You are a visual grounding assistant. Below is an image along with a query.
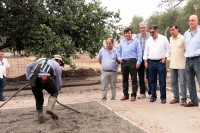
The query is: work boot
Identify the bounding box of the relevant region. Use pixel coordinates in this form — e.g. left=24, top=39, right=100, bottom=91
left=38, top=110, right=45, bottom=124
left=46, top=96, right=58, bottom=120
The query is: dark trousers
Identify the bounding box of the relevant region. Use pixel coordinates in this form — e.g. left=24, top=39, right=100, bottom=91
left=0, top=76, right=6, bottom=99
left=148, top=60, right=166, bottom=100
left=185, top=57, right=200, bottom=104
left=121, top=60, right=138, bottom=97
left=32, top=77, right=58, bottom=111
left=146, top=68, right=151, bottom=95
left=137, top=60, right=146, bottom=94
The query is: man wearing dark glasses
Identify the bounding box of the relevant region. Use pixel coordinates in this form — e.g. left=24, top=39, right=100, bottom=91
left=143, top=25, right=170, bottom=104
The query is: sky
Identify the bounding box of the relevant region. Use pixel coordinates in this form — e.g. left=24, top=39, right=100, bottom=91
left=99, top=0, right=163, bottom=26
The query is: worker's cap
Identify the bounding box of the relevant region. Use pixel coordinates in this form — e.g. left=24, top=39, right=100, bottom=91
left=53, top=55, right=64, bottom=66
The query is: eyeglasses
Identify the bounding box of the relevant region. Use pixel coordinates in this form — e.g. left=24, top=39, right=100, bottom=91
left=189, top=20, right=195, bottom=22
left=150, top=31, right=156, bottom=34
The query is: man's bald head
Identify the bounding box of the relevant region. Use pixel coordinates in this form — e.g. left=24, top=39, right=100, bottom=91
left=189, top=15, right=199, bottom=31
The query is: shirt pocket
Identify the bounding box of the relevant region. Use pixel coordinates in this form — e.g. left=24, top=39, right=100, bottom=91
left=110, top=54, right=117, bottom=63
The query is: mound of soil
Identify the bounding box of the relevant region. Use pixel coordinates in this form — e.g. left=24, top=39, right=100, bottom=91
left=7, top=68, right=100, bottom=82
left=62, top=68, right=100, bottom=79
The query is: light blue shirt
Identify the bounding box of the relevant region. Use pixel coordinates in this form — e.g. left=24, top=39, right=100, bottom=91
left=117, top=37, right=142, bottom=64
left=26, top=58, right=62, bottom=90
left=98, top=48, right=118, bottom=71
left=184, top=26, right=200, bottom=57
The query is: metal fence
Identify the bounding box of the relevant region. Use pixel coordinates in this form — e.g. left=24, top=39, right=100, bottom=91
left=6, top=52, right=101, bottom=79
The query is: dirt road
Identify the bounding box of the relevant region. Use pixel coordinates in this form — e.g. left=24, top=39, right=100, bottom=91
left=1, top=81, right=200, bottom=133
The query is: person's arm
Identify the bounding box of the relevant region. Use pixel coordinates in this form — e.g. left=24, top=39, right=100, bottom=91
left=97, top=49, right=102, bottom=64
left=6, top=68, right=9, bottom=76
left=143, top=40, right=149, bottom=69
left=54, top=63, right=62, bottom=91
left=116, top=44, right=122, bottom=63
left=161, top=37, right=170, bottom=63
left=136, top=39, right=142, bottom=65
left=6, top=59, right=10, bottom=76
left=26, top=62, right=35, bottom=80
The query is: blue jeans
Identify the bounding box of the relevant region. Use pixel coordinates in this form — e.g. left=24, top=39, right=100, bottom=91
left=0, top=76, right=7, bottom=99
left=185, top=57, right=200, bottom=104
left=148, top=60, right=166, bottom=100
left=170, top=69, right=187, bottom=101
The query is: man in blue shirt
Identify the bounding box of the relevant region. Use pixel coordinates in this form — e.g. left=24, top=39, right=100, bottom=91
left=117, top=27, right=142, bottom=101
left=26, top=55, right=63, bottom=123
left=184, top=15, right=200, bottom=107
left=98, top=38, right=119, bottom=100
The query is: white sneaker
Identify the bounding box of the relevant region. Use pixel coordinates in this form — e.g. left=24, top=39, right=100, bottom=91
left=138, top=94, right=146, bottom=99
left=148, top=94, right=152, bottom=99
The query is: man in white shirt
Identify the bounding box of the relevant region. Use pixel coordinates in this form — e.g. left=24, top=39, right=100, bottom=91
left=0, top=50, right=10, bottom=101
left=143, top=25, right=170, bottom=104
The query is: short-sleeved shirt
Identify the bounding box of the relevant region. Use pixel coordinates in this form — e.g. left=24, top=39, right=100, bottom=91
left=0, top=58, right=10, bottom=78
left=169, top=34, right=185, bottom=69
left=98, top=48, right=118, bottom=72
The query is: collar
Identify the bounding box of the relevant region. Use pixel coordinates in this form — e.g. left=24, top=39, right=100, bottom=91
left=103, top=47, right=116, bottom=53
left=189, top=26, right=199, bottom=33
left=122, top=36, right=135, bottom=42
left=172, top=33, right=181, bottom=39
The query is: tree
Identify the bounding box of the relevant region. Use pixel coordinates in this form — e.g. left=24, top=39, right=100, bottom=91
left=147, top=0, right=200, bottom=37
left=0, top=0, right=121, bottom=67
left=158, top=0, right=187, bottom=8
left=129, top=16, right=143, bottom=34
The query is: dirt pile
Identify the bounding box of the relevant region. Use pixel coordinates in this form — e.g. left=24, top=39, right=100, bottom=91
left=7, top=68, right=100, bottom=82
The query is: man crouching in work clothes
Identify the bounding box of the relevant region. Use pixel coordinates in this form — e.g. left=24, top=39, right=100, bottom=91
left=26, top=55, right=63, bottom=124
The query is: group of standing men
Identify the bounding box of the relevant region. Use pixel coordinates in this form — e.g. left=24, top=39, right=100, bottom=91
left=98, top=14, right=200, bottom=107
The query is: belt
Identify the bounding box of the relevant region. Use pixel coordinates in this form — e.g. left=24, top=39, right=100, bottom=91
left=186, top=55, right=200, bottom=60
left=38, top=73, right=51, bottom=77
left=103, top=70, right=117, bottom=72
left=122, top=58, right=136, bottom=62
left=148, top=59, right=161, bottom=62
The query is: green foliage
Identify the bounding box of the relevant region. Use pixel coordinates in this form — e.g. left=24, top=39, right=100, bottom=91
left=146, top=0, right=200, bottom=36
left=0, top=0, right=120, bottom=67
left=129, top=16, right=143, bottom=34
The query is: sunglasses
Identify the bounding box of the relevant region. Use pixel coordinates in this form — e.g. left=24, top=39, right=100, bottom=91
left=150, top=31, right=156, bottom=34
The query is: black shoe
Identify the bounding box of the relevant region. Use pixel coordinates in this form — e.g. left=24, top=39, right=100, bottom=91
left=184, top=102, right=199, bottom=107
left=0, top=97, right=5, bottom=101
left=161, top=99, right=166, bottom=104
left=150, top=98, right=156, bottom=102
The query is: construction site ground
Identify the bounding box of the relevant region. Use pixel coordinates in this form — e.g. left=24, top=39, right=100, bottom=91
left=1, top=73, right=200, bottom=133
